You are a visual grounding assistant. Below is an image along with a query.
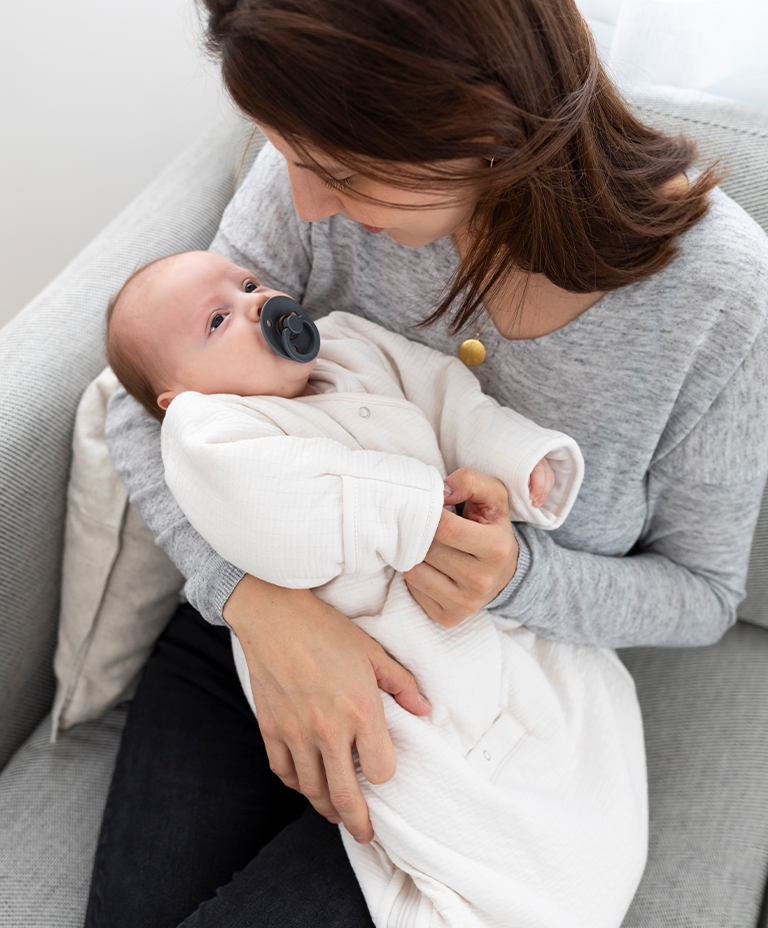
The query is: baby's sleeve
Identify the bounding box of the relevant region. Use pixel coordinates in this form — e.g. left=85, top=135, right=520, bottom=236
left=325, top=314, right=584, bottom=528
left=161, top=393, right=445, bottom=588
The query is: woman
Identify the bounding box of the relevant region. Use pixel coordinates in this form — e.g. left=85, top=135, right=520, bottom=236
left=86, top=0, right=768, bottom=926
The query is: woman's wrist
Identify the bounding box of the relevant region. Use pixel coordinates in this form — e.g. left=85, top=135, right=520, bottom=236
left=486, top=526, right=530, bottom=612
left=222, top=573, right=316, bottom=635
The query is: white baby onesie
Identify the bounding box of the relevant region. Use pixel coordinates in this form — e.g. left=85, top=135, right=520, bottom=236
left=162, top=312, right=647, bottom=928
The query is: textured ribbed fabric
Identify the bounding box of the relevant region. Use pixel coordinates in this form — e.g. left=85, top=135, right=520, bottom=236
left=0, top=117, right=262, bottom=770
left=0, top=708, right=126, bottom=928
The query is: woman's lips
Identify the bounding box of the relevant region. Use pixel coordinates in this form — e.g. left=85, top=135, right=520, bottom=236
left=361, top=223, right=384, bottom=234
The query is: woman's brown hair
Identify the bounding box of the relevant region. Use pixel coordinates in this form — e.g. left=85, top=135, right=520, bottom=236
left=201, top=0, right=721, bottom=332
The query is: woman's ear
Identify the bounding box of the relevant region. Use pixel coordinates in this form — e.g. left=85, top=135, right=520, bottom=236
left=157, top=390, right=177, bottom=411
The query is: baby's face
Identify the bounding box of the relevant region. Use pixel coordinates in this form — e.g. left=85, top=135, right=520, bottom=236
left=128, top=251, right=317, bottom=408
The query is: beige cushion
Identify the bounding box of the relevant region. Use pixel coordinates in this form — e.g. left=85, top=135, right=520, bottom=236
left=51, top=368, right=183, bottom=738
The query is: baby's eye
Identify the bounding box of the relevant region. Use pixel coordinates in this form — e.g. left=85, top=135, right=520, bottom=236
left=244, top=280, right=257, bottom=293
left=210, top=313, right=226, bottom=332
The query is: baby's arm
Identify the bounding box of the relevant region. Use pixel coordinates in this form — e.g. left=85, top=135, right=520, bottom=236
left=161, top=392, right=445, bottom=588
left=322, top=314, right=583, bottom=528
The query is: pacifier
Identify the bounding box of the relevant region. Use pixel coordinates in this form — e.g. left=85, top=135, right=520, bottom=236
left=260, top=295, right=320, bottom=363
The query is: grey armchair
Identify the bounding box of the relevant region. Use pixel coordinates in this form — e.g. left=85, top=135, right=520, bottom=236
left=1, top=93, right=768, bottom=928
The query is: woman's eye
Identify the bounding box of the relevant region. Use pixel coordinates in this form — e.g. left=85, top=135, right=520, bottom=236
left=244, top=281, right=257, bottom=293
left=210, top=313, right=226, bottom=332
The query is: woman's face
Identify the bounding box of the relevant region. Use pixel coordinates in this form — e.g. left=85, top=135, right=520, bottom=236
left=261, top=126, right=483, bottom=248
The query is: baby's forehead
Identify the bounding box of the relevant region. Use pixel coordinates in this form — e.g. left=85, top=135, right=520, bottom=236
left=136, top=253, right=183, bottom=293
left=120, top=251, right=239, bottom=326
left=122, top=253, right=194, bottom=320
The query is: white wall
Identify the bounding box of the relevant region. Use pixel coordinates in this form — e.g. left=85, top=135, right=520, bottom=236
left=0, top=0, right=232, bottom=329
left=576, top=0, right=768, bottom=109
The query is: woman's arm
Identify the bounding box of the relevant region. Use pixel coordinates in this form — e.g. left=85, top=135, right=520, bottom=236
left=105, top=388, right=244, bottom=624
left=416, top=323, right=768, bottom=645
left=105, top=388, right=431, bottom=842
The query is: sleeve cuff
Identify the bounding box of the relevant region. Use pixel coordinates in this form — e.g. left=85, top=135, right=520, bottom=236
left=184, top=554, right=245, bottom=627
left=486, top=525, right=532, bottom=612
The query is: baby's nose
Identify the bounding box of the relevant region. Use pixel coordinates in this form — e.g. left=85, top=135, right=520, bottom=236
left=246, top=293, right=269, bottom=323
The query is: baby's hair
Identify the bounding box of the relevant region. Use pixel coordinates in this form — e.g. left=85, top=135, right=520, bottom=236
left=105, top=253, right=190, bottom=423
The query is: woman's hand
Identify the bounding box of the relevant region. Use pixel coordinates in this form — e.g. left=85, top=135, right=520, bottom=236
left=404, top=467, right=518, bottom=628
left=223, top=574, right=432, bottom=844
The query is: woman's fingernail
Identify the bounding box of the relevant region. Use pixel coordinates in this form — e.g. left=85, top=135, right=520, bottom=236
left=355, top=834, right=372, bottom=844
left=443, top=480, right=452, bottom=498
left=327, top=816, right=342, bottom=824
left=418, top=693, right=432, bottom=709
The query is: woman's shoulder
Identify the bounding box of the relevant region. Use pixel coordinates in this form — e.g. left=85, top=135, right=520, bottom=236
left=643, top=185, right=768, bottom=422
left=667, top=185, right=768, bottom=323
left=626, top=184, right=768, bottom=369
left=212, top=141, right=313, bottom=296
left=220, top=142, right=298, bottom=235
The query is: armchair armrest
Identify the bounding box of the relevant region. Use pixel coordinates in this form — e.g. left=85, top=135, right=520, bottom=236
left=0, top=116, right=263, bottom=770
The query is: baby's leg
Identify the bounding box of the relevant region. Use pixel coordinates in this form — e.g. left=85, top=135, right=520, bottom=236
left=346, top=591, right=647, bottom=928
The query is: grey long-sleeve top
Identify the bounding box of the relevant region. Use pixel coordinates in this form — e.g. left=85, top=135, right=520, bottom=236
left=106, top=142, right=768, bottom=648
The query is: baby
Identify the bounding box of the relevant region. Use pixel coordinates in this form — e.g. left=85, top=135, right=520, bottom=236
left=106, top=249, right=554, bottom=505
left=106, top=249, right=647, bottom=928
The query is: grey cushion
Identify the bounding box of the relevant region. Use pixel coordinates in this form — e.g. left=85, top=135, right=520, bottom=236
left=0, top=116, right=260, bottom=771
left=620, top=623, right=768, bottom=927
left=0, top=708, right=126, bottom=928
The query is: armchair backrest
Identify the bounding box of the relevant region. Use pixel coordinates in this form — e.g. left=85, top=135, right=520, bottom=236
left=0, top=118, right=262, bottom=769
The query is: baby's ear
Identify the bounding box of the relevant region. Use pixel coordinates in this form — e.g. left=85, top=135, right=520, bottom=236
left=157, top=390, right=177, bottom=410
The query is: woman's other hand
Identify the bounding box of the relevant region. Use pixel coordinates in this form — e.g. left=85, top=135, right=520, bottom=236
left=222, top=575, right=432, bottom=843
left=404, top=467, right=518, bottom=628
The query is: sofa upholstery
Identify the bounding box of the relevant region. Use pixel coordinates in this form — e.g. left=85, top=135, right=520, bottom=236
left=1, top=94, right=767, bottom=927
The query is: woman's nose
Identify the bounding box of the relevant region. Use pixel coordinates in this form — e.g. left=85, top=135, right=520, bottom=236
left=288, top=166, right=344, bottom=222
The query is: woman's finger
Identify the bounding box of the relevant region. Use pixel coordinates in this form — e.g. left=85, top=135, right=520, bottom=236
left=355, top=711, right=398, bottom=786
left=372, top=647, right=432, bottom=718
left=290, top=745, right=342, bottom=822
left=430, top=506, right=517, bottom=561
left=321, top=746, right=375, bottom=843
left=421, top=523, right=516, bottom=599
left=262, top=736, right=301, bottom=792
left=405, top=580, right=459, bottom=628
left=406, top=558, right=456, bottom=598
left=404, top=468, right=519, bottom=624
left=405, top=559, right=479, bottom=627
left=443, top=467, right=511, bottom=521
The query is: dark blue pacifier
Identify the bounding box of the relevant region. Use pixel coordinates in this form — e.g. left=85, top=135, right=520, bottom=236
left=260, top=295, right=320, bottom=363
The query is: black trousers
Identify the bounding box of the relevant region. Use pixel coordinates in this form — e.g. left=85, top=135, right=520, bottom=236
left=85, top=603, right=376, bottom=928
